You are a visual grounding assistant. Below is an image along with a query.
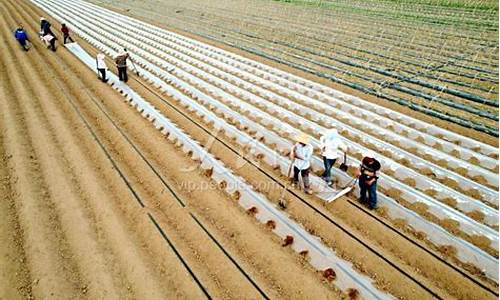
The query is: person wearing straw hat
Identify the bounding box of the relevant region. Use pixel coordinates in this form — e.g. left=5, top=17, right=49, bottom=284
left=290, top=132, right=314, bottom=195
left=319, top=126, right=347, bottom=186
left=356, top=152, right=381, bottom=210
left=40, top=17, right=54, bottom=36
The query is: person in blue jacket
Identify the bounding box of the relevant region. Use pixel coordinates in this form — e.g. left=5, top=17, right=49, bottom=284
left=14, top=26, right=30, bottom=51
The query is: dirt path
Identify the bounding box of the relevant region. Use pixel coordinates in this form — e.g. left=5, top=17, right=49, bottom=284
left=0, top=0, right=497, bottom=299
left=0, top=96, right=33, bottom=300
left=0, top=53, right=82, bottom=300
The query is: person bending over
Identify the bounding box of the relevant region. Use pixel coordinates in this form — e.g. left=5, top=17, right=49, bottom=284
left=42, top=33, right=56, bottom=51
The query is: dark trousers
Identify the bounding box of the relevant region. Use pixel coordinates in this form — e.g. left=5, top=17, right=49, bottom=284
left=321, top=157, right=336, bottom=182
left=63, top=34, right=74, bottom=44
left=118, top=66, right=128, bottom=82
left=359, top=178, right=377, bottom=209
left=97, top=68, right=107, bottom=82
left=293, top=167, right=310, bottom=190
left=48, top=38, right=56, bottom=51
left=43, top=28, right=55, bottom=37
left=18, top=39, right=28, bottom=51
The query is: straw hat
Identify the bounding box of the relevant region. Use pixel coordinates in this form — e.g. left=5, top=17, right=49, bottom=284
left=294, top=132, right=311, bottom=144
left=323, top=127, right=338, bottom=138
left=362, top=150, right=376, bottom=158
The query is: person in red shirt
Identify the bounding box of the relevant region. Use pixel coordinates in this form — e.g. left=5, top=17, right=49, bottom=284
left=61, top=24, right=74, bottom=44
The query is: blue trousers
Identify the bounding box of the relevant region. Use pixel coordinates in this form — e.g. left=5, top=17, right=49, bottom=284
left=321, top=157, right=336, bottom=182
left=359, top=178, right=377, bottom=209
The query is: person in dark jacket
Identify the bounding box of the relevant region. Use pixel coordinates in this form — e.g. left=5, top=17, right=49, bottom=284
left=115, top=48, right=130, bottom=82
left=14, top=26, right=30, bottom=51
left=61, top=24, right=74, bottom=44
left=40, top=17, right=54, bottom=36
left=357, top=155, right=381, bottom=210
left=40, top=17, right=46, bottom=32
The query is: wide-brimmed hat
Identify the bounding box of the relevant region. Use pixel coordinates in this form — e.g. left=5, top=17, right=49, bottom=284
left=362, top=150, right=375, bottom=158
left=294, top=132, right=311, bottom=144
left=323, top=127, right=338, bottom=138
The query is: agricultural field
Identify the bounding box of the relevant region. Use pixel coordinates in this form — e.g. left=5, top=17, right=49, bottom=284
left=0, top=0, right=498, bottom=299
left=89, top=0, right=500, bottom=137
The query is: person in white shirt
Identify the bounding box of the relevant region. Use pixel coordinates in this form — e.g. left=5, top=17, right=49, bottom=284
left=290, top=132, right=314, bottom=194
left=96, top=53, right=108, bottom=82
left=319, top=127, right=347, bottom=186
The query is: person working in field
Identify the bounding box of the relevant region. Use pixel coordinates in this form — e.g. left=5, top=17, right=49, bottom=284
left=356, top=155, right=381, bottom=210
left=14, top=26, right=30, bottom=51
left=61, top=24, right=74, bottom=44
left=319, top=126, right=347, bottom=187
left=96, top=53, right=108, bottom=82
left=290, top=132, right=314, bottom=195
left=40, top=17, right=54, bottom=36
left=115, top=48, right=131, bottom=82
left=39, top=17, right=57, bottom=51
left=41, top=33, right=57, bottom=51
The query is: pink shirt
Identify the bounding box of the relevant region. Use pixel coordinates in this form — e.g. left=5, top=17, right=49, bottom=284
left=42, top=34, right=54, bottom=43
